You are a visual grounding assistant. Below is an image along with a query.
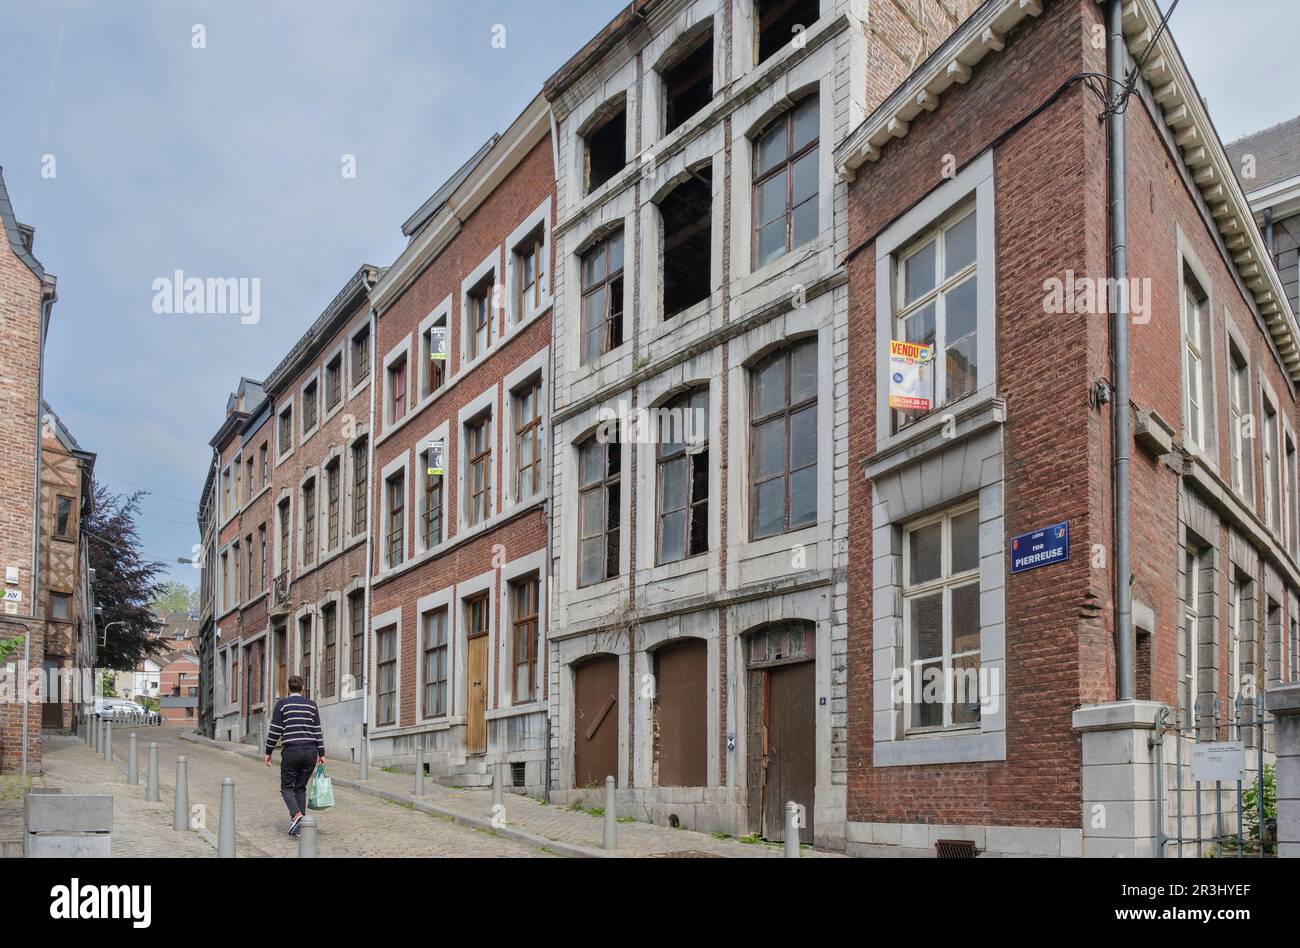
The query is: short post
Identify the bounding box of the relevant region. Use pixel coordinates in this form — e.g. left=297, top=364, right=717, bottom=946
left=359, top=738, right=369, bottom=782
left=603, top=775, right=617, bottom=851
left=128, top=733, right=139, bottom=785
left=102, top=722, right=112, bottom=761
left=146, top=742, right=160, bottom=802
left=785, top=802, right=800, bottom=858
left=492, top=762, right=503, bottom=810
left=414, top=745, right=424, bottom=797
left=298, top=815, right=318, bottom=858
left=92, top=717, right=100, bottom=752
left=217, top=777, right=236, bottom=858
left=174, top=756, right=189, bottom=831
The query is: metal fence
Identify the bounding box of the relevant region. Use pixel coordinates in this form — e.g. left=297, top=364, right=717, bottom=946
left=1155, top=695, right=1275, bottom=857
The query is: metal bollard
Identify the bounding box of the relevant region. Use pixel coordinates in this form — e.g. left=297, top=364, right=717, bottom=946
left=492, top=762, right=503, bottom=810
left=298, top=815, right=318, bottom=858
left=174, top=756, right=189, bottom=831
left=103, top=722, right=112, bottom=761
left=128, top=733, right=139, bottom=785
left=784, top=802, right=800, bottom=858
left=359, top=739, right=369, bottom=782
left=92, top=717, right=100, bottom=752
left=414, top=745, right=424, bottom=797
left=603, top=775, right=617, bottom=851
left=147, top=742, right=160, bottom=802
left=218, top=778, right=236, bottom=858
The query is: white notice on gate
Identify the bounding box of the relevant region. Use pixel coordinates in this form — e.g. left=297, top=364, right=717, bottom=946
left=1189, top=740, right=1245, bottom=784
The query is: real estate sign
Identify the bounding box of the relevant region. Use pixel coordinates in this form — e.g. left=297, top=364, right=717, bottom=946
left=888, top=340, right=933, bottom=412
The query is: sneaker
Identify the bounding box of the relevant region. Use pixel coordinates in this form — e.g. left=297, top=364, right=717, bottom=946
left=288, top=814, right=303, bottom=837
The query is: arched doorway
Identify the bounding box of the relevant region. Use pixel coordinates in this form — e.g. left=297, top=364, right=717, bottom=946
left=746, top=622, right=815, bottom=843
left=653, top=637, right=707, bottom=786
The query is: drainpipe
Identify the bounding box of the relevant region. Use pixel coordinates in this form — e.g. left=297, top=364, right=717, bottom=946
left=1264, top=207, right=1274, bottom=258
left=360, top=299, right=378, bottom=777
left=1109, top=0, right=1134, bottom=700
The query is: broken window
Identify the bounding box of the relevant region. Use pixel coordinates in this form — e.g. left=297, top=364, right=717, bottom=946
left=584, top=97, right=627, bottom=194
left=580, top=230, right=625, bottom=363
left=663, top=28, right=713, bottom=135
left=756, top=0, right=819, bottom=65
left=578, top=429, right=621, bottom=587
left=660, top=166, right=713, bottom=318
left=753, top=95, right=819, bottom=267
left=750, top=339, right=817, bottom=539
left=657, top=388, right=710, bottom=564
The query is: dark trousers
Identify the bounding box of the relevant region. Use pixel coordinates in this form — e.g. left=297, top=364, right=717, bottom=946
left=279, top=744, right=318, bottom=817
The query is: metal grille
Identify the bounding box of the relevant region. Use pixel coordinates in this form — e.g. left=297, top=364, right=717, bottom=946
left=511, top=762, right=526, bottom=787
left=935, top=839, right=979, bottom=858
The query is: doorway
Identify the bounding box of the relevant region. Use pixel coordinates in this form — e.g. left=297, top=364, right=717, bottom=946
left=746, top=623, right=816, bottom=844
left=573, top=653, right=619, bottom=789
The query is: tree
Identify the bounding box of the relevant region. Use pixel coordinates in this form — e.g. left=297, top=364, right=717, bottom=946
left=88, top=481, right=166, bottom=670
left=0, top=634, right=23, bottom=663
left=153, top=580, right=197, bottom=614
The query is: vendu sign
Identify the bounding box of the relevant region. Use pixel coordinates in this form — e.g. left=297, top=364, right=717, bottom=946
left=1009, top=521, right=1069, bottom=574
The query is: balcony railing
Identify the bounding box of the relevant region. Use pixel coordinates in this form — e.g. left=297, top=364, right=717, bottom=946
left=272, top=571, right=290, bottom=609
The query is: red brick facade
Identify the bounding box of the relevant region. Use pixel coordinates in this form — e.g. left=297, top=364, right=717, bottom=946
left=842, top=0, right=1300, bottom=853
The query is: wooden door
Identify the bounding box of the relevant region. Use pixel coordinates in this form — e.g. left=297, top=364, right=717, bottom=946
left=466, top=633, right=488, bottom=754
left=574, top=654, right=619, bottom=788
left=655, top=639, right=707, bottom=786
left=42, top=661, right=63, bottom=728
left=275, top=626, right=287, bottom=698
left=763, top=661, right=815, bottom=843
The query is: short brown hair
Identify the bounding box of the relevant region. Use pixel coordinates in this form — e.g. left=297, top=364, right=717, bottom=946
left=288, top=675, right=304, bottom=693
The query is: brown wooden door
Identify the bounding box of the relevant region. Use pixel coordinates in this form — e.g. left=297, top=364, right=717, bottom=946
left=42, top=662, right=63, bottom=728
left=574, top=654, right=619, bottom=788
left=275, top=626, right=287, bottom=698
left=466, top=633, right=488, bottom=754
left=751, top=660, right=815, bottom=843
left=656, top=639, right=707, bottom=786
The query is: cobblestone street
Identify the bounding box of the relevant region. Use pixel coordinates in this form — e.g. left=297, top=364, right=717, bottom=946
left=12, top=726, right=845, bottom=858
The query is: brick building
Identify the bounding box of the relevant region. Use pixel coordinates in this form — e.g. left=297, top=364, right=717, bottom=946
left=365, top=94, right=555, bottom=788
left=0, top=167, right=98, bottom=774
left=538, top=0, right=973, bottom=849
left=835, top=0, right=1300, bottom=856
left=157, top=651, right=201, bottom=725
left=206, top=267, right=382, bottom=761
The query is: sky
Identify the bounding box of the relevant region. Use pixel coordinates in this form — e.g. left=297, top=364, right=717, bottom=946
left=1, top=0, right=1297, bottom=591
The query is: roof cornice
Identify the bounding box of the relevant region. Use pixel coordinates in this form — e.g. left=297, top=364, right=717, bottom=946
left=371, top=93, right=551, bottom=316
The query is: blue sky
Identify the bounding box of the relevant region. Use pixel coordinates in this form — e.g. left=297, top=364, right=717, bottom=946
left=1, top=0, right=1296, bottom=590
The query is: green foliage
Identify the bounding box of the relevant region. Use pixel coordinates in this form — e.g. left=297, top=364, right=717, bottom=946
left=1242, top=764, right=1277, bottom=854
left=0, top=634, right=24, bottom=664
left=152, top=581, right=197, bottom=614
left=739, top=834, right=762, bottom=844
left=101, top=671, right=117, bottom=697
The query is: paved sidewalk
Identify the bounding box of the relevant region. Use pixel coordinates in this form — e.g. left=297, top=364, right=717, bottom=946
left=183, top=731, right=841, bottom=858
left=40, top=734, right=215, bottom=858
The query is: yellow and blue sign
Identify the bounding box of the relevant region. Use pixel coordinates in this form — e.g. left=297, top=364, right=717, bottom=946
left=1009, top=521, right=1069, bottom=574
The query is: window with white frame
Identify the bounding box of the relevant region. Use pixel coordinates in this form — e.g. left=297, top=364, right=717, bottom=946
left=514, top=227, right=545, bottom=319
left=893, top=204, right=977, bottom=429
left=1228, top=341, right=1251, bottom=496
left=1182, top=272, right=1208, bottom=452
left=902, top=504, right=980, bottom=731
left=422, top=607, right=448, bottom=718
left=466, top=413, right=492, bottom=527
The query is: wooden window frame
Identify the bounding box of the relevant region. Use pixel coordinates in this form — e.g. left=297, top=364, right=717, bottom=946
left=422, top=608, right=449, bottom=718
left=351, top=439, right=368, bottom=536
left=511, top=576, right=539, bottom=704
left=467, top=415, right=492, bottom=527
left=514, top=380, right=542, bottom=502
left=326, top=459, right=340, bottom=550
left=321, top=603, right=337, bottom=698
left=302, top=479, right=317, bottom=566
left=577, top=432, right=621, bottom=587
left=579, top=232, right=625, bottom=365
left=376, top=626, right=397, bottom=726
left=748, top=341, right=817, bottom=539
left=54, top=495, right=75, bottom=539
left=516, top=231, right=544, bottom=316
left=656, top=389, right=710, bottom=564
left=385, top=472, right=405, bottom=569
left=751, top=96, right=818, bottom=268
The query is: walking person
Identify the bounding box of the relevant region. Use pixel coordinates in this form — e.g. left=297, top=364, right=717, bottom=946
left=263, top=675, right=326, bottom=837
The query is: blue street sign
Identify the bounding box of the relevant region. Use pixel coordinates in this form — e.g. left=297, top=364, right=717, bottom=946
left=1009, top=521, right=1069, bottom=574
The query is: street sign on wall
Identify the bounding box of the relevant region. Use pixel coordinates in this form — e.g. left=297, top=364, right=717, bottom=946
left=1009, top=521, right=1069, bottom=574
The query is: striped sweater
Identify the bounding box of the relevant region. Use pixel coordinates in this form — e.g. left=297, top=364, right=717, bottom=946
left=264, top=694, right=325, bottom=756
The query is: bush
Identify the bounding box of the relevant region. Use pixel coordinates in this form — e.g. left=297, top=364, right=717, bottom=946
left=1242, top=764, right=1277, bottom=855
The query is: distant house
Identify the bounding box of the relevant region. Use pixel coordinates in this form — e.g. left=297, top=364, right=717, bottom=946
left=157, top=651, right=201, bottom=724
